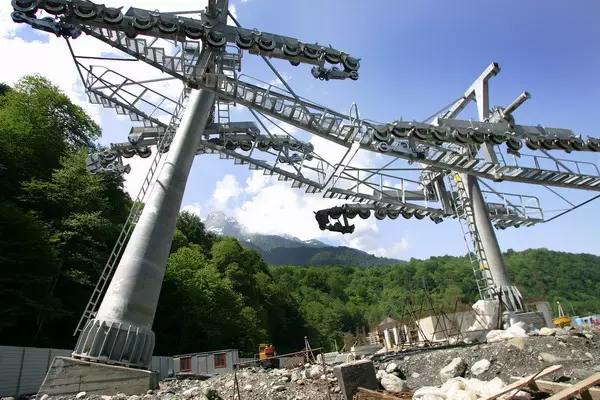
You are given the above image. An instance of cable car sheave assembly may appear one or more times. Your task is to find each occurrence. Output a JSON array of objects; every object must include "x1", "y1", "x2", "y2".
[{"x1": 10, "y1": 0, "x2": 600, "y2": 370}]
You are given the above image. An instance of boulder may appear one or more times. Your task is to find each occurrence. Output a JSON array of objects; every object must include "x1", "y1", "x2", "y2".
[
  {"x1": 470, "y1": 359, "x2": 490, "y2": 376},
  {"x1": 385, "y1": 362, "x2": 399, "y2": 374},
  {"x1": 380, "y1": 373, "x2": 408, "y2": 392},
  {"x1": 539, "y1": 352, "x2": 566, "y2": 363},
  {"x1": 440, "y1": 358, "x2": 467, "y2": 380},
  {"x1": 539, "y1": 327, "x2": 557, "y2": 336}
]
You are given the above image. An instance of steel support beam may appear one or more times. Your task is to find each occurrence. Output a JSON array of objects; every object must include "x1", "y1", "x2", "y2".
[{"x1": 451, "y1": 64, "x2": 524, "y2": 311}]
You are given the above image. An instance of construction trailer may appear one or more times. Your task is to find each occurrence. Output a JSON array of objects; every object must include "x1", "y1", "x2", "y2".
[{"x1": 173, "y1": 349, "x2": 239, "y2": 377}]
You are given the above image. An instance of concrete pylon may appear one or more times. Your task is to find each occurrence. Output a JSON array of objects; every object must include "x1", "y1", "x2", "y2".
[{"x1": 72, "y1": 89, "x2": 216, "y2": 368}]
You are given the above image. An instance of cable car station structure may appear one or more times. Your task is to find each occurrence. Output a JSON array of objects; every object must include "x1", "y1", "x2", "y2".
[{"x1": 10, "y1": 0, "x2": 600, "y2": 387}]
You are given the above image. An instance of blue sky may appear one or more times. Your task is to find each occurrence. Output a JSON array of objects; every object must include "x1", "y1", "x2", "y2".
[{"x1": 2, "y1": 0, "x2": 599, "y2": 261}]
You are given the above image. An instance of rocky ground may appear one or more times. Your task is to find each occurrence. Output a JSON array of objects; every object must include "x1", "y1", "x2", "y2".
[
  {"x1": 373, "y1": 324, "x2": 600, "y2": 390},
  {"x1": 14, "y1": 325, "x2": 600, "y2": 400}
]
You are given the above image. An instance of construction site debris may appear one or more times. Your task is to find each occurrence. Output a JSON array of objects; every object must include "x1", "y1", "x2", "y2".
[
  {"x1": 22, "y1": 326, "x2": 600, "y2": 400},
  {"x1": 439, "y1": 358, "x2": 467, "y2": 380},
  {"x1": 379, "y1": 373, "x2": 408, "y2": 392},
  {"x1": 373, "y1": 325, "x2": 600, "y2": 389},
  {"x1": 469, "y1": 359, "x2": 490, "y2": 376}
]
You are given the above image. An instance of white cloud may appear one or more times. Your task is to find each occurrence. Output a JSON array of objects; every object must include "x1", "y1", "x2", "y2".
[
  {"x1": 181, "y1": 202, "x2": 202, "y2": 217},
  {"x1": 245, "y1": 171, "x2": 271, "y2": 194},
  {"x1": 212, "y1": 174, "x2": 242, "y2": 208}
]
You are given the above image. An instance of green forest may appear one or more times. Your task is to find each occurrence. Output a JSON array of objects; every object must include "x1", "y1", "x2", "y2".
[{"x1": 1, "y1": 76, "x2": 600, "y2": 357}]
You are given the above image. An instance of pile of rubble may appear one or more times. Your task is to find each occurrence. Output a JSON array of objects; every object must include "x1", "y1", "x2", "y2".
[{"x1": 372, "y1": 324, "x2": 600, "y2": 397}]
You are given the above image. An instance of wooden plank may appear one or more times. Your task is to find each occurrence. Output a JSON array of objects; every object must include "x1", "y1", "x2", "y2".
[
  {"x1": 546, "y1": 373, "x2": 600, "y2": 400},
  {"x1": 356, "y1": 387, "x2": 412, "y2": 400},
  {"x1": 510, "y1": 378, "x2": 600, "y2": 400},
  {"x1": 484, "y1": 365, "x2": 563, "y2": 400}
]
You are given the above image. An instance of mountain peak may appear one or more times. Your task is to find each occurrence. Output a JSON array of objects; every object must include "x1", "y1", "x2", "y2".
[
  {"x1": 202, "y1": 211, "x2": 403, "y2": 266},
  {"x1": 205, "y1": 211, "x2": 245, "y2": 237}
]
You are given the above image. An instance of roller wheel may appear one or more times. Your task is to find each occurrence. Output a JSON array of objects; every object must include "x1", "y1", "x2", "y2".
[
  {"x1": 239, "y1": 141, "x2": 252, "y2": 151},
  {"x1": 374, "y1": 210, "x2": 387, "y2": 220},
  {"x1": 73, "y1": 1, "x2": 97, "y2": 19},
  {"x1": 401, "y1": 210, "x2": 413, "y2": 219},
  {"x1": 121, "y1": 148, "x2": 136, "y2": 158},
  {"x1": 432, "y1": 129, "x2": 450, "y2": 142},
  {"x1": 541, "y1": 138, "x2": 556, "y2": 150},
  {"x1": 158, "y1": 145, "x2": 170, "y2": 153},
  {"x1": 157, "y1": 19, "x2": 178, "y2": 34},
  {"x1": 282, "y1": 43, "x2": 301, "y2": 57},
  {"x1": 506, "y1": 137, "x2": 522, "y2": 151},
  {"x1": 343, "y1": 56, "x2": 360, "y2": 71},
  {"x1": 100, "y1": 151, "x2": 117, "y2": 162},
  {"x1": 557, "y1": 138, "x2": 572, "y2": 151},
  {"x1": 349, "y1": 71, "x2": 359, "y2": 81},
  {"x1": 358, "y1": 210, "x2": 371, "y2": 219},
  {"x1": 137, "y1": 147, "x2": 151, "y2": 158},
  {"x1": 571, "y1": 137, "x2": 586, "y2": 151},
  {"x1": 345, "y1": 209, "x2": 358, "y2": 219},
  {"x1": 303, "y1": 46, "x2": 320, "y2": 59},
  {"x1": 392, "y1": 127, "x2": 409, "y2": 139},
  {"x1": 289, "y1": 60, "x2": 301, "y2": 66},
  {"x1": 133, "y1": 15, "x2": 154, "y2": 31},
  {"x1": 324, "y1": 51, "x2": 341, "y2": 64},
  {"x1": 207, "y1": 31, "x2": 227, "y2": 48},
  {"x1": 12, "y1": 0, "x2": 38, "y2": 13},
  {"x1": 414, "y1": 212, "x2": 426, "y2": 220},
  {"x1": 257, "y1": 141, "x2": 270, "y2": 151},
  {"x1": 373, "y1": 127, "x2": 391, "y2": 142},
  {"x1": 387, "y1": 210, "x2": 399, "y2": 220},
  {"x1": 102, "y1": 7, "x2": 123, "y2": 24},
  {"x1": 288, "y1": 141, "x2": 300, "y2": 150},
  {"x1": 489, "y1": 133, "x2": 506, "y2": 145},
  {"x1": 587, "y1": 139, "x2": 600, "y2": 152},
  {"x1": 412, "y1": 128, "x2": 430, "y2": 141},
  {"x1": 525, "y1": 137, "x2": 541, "y2": 150},
  {"x1": 257, "y1": 37, "x2": 276, "y2": 51},
  {"x1": 271, "y1": 142, "x2": 282, "y2": 151},
  {"x1": 376, "y1": 142, "x2": 390, "y2": 153},
  {"x1": 185, "y1": 26, "x2": 204, "y2": 40},
  {"x1": 233, "y1": 34, "x2": 251, "y2": 49},
  {"x1": 43, "y1": 1, "x2": 66, "y2": 15},
  {"x1": 470, "y1": 130, "x2": 487, "y2": 144},
  {"x1": 224, "y1": 140, "x2": 237, "y2": 150},
  {"x1": 329, "y1": 208, "x2": 343, "y2": 220},
  {"x1": 452, "y1": 129, "x2": 469, "y2": 144}
]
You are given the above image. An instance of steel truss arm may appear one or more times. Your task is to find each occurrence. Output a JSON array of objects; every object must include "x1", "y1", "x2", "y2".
[{"x1": 12, "y1": 0, "x2": 361, "y2": 75}]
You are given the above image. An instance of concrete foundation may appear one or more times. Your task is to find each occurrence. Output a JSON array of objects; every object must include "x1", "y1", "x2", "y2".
[
  {"x1": 38, "y1": 357, "x2": 158, "y2": 397},
  {"x1": 333, "y1": 359, "x2": 378, "y2": 400}
]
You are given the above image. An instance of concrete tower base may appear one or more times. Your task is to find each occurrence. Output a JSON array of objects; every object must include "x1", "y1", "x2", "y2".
[{"x1": 38, "y1": 357, "x2": 158, "y2": 397}]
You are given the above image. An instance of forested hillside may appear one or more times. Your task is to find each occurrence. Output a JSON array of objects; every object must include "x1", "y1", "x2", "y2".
[{"x1": 1, "y1": 76, "x2": 599, "y2": 358}]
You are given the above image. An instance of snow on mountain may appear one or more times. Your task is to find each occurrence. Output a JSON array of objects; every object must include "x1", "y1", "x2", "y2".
[{"x1": 202, "y1": 211, "x2": 402, "y2": 266}]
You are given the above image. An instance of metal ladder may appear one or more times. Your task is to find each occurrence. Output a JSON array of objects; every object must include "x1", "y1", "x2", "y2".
[
  {"x1": 216, "y1": 99, "x2": 230, "y2": 131},
  {"x1": 448, "y1": 173, "x2": 496, "y2": 301},
  {"x1": 73, "y1": 87, "x2": 191, "y2": 335},
  {"x1": 214, "y1": 47, "x2": 242, "y2": 133}
]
